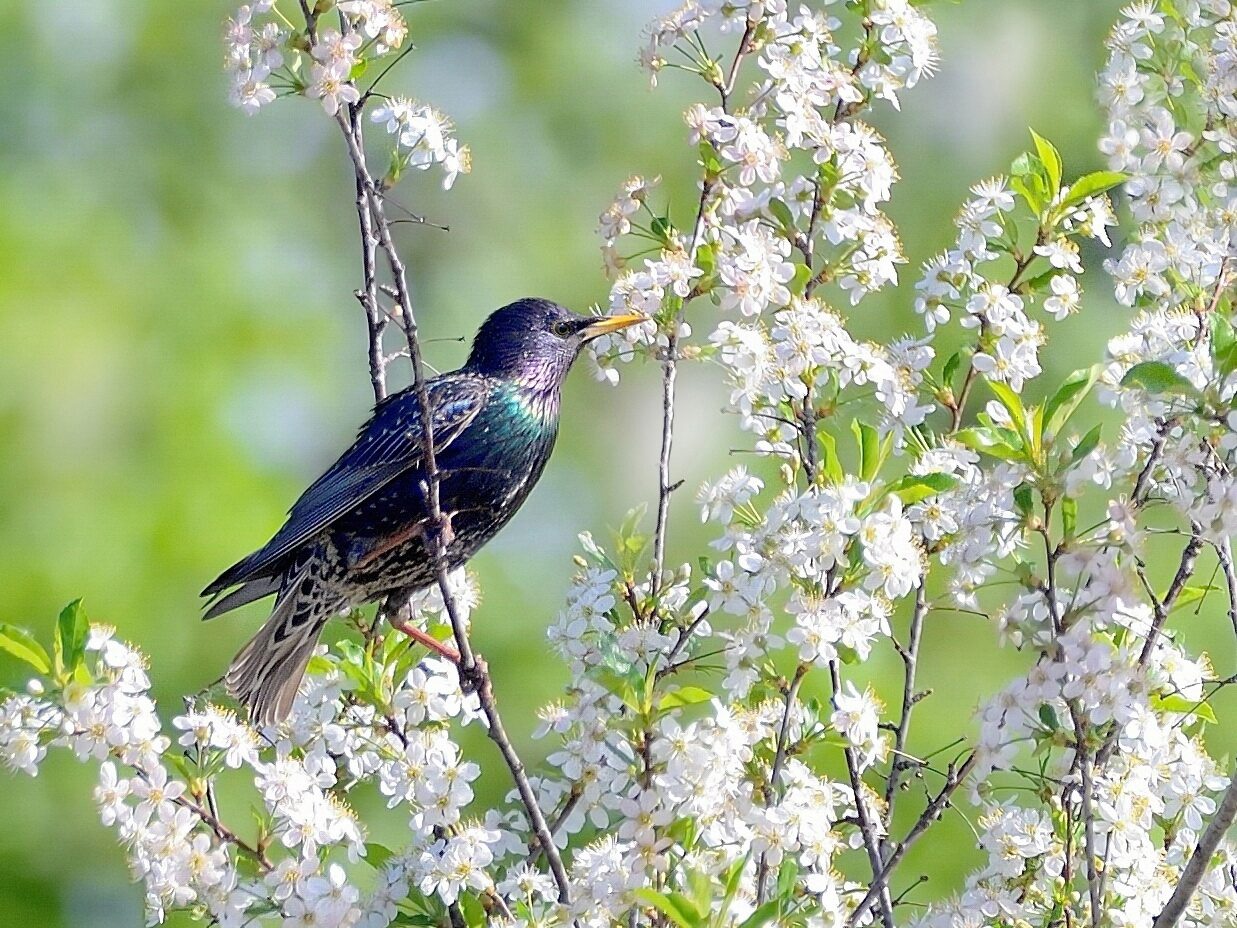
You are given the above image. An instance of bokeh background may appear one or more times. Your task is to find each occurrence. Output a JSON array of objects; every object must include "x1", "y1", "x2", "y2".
[{"x1": 7, "y1": 1, "x2": 1233, "y2": 925}]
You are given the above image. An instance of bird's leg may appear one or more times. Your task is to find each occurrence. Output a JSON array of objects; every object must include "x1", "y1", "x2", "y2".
[{"x1": 383, "y1": 591, "x2": 461, "y2": 663}]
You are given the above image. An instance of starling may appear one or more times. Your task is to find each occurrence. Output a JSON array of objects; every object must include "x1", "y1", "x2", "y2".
[{"x1": 202, "y1": 298, "x2": 645, "y2": 725}]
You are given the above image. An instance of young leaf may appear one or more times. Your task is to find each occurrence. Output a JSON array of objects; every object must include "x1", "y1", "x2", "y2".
[
  {"x1": 817, "y1": 430, "x2": 844, "y2": 484},
  {"x1": 659, "y1": 686, "x2": 713, "y2": 711},
  {"x1": 942, "y1": 351, "x2": 962, "y2": 388},
  {"x1": 56, "y1": 599, "x2": 89, "y2": 676},
  {"x1": 986, "y1": 379, "x2": 1028, "y2": 440},
  {"x1": 1152, "y1": 693, "x2": 1218, "y2": 725},
  {"x1": 365, "y1": 843, "x2": 396, "y2": 869},
  {"x1": 1169, "y1": 585, "x2": 1216, "y2": 614},
  {"x1": 956, "y1": 426, "x2": 1025, "y2": 462},
  {"x1": 633, "y1": 889, "x2": 702, "y2": 928},
  {"x1": 767, "y1": 198, "x2": 795, "y2": 232},
  {"x1": 1212, "y1": 313, "x2": 1237, "y2": 377},
  {"x1": 1069, "y1": 424, "x2": 1102, "y2": 465},
  {"x1": 0, "y1": 624, "x2": 52, "y2": 675},
  {"x1": 885, "y1": 473, "x2": 960, "y2": 505},
  {"x1": 1030, "y1": 129, "x2": 1062, "y2": 196},
  {"x1": 1120, "y1": 361, "x2": 1201, "y2": 399},
  {"x1": 1061, "y1": 496, "x2": 1077, "y2": 539},
  {"x1": 852, "y1": 419, "x2": 880, "y2": 483},
  {"x1": 1043, "y1": 366, "x2": 1098, "y2": 437},
  {"x1": 1013, "y1": 483, "x2": 1034, "y2": 517},
  {"x1": 1062, "y1": 170, "x2": 1127, "y2": 208}
]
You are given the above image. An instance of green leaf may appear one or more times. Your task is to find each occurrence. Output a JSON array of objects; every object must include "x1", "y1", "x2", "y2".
[
  {"x1": 986, "y1": 379, "x2": 1028, "y2": 440},
  {"x1": 659, "y1": 686, "x2": 713, "y2": 711},
  {"x1": 1212, "y1": 313, "x2": 1237, "y2": 377},
  {"x1": 594, "y1": 667, "x2": 642, "y2": 713},
  {"x1": 942, "y1": 351, "x2": 962, "y2": 388},
  {"x1": 852, "y1": 419, "x2": 880, "y2": 483},
  {"x1": 365, "y1": 843, "x2": 396, "y2": 869},
  {"x1": 885, "y1": 473, "x2": 960, "y2": 505},
  {"x1": 767, "y1": 198, "x2": 795, "y2": 232},
  {"x1": 1061, "y1": 496, "x2": 1077, "y2": 539},
  {"x1": 738, "y1": 899, "x2": 785, "y2": 928},
  {"x1": 1038, "y1": 703, "x2": 1059, "y2": 731},
  {"x1": 789, "y1": 262, "x2": 812, "y2": 296},
  {"x1": 1062, "y1": 170, "x2": 1127, "y2": 208},
  {"x1": 1153, "y1": 693, "x2": 1217, "y2": 724},
  {"x1": 306, "y1": 654, "x2": 335, "y2": 676},
  {"x1": 1120, "y1": 361, "x2": 1201, "y2": 399},
  {"x1": 1043, "y1": 366, "x2": 1098, "y2": 438},
  {"x1": 1030, "y1": 129, "x2": 1062, "y2": 196},
  {"x1": 817, "y1": 430, "x2": 844, "y2": 485},
  {"x1": 697, "y1": 140, "x2": 723, "y2": 176},
  {"x1": 633, "y1": 889, "x2": 702, "y2": 928},
  {"x1": 956, "y1": 426, "x2": 1025, "y2": 462},
  {"x1": 1170, "y1": 585, "x2": 1216, "y2": 613},
  {"x1": 1013, "y1": 483, "x2": 1034, "y2": 517},
  {"x1": 1069, "y1": 424, "x2": 1102, "y2": 465},
  {"x1": 0, "y1": 624, "x2": 51, "y2": 675},
  {"x1": 1010, "y1": 152, "x2": 1048, "y2": 213},
  {"x1": 56, "y1": 599, "x2": 89, "y2": 676},
  {"x1": 775, "y1": 858, "x2": 800, "y2": 899}
]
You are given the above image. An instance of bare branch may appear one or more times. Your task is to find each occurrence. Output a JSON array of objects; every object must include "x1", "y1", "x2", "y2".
[
  {"x1": 1152, "y1": 765, "x2": 1237, "y2": 928},
  {"x1": 830, "y1": 660, "x2": 895, "y2": 928}
]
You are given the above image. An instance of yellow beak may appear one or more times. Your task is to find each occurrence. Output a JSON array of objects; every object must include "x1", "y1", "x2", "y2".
[{"x1": 578, "y1": 312, "x2": 649, "y2": 340}]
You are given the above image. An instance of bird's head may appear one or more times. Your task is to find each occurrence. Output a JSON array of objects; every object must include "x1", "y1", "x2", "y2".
[{"x1": 466, "y1": 298, "x2": 646, "y2": 389}]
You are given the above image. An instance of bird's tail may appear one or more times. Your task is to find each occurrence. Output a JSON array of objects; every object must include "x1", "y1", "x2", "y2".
[{"x1": 226, "y1": 563, "x2": 347, "y2": 727}]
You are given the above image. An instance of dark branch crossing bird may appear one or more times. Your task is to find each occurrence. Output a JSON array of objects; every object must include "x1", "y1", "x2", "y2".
[{"x1": 202, "y1": 298, "x2": 645, "y2": 725}]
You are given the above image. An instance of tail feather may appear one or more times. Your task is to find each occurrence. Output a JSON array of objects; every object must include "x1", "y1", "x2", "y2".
[
  {"x1": 203, "y1": 576, "x2": 281, "y2": 621},
  {"x1": 226, "y1": 571, "x2": 346, "y2": 726}
]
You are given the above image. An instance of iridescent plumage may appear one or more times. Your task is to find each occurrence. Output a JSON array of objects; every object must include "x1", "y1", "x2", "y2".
[{"x1": 203, "y1": 298, "x2": 644, "y2": 724}]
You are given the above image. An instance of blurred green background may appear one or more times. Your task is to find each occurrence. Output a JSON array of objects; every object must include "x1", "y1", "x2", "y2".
[{"x1": 7, "y1": 1, "x2": 1234, "y2": 926}]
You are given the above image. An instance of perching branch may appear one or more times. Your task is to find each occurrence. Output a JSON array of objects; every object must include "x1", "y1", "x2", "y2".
[{"x1": 332, "y1": 96, "x2": 571, "y2": 905}]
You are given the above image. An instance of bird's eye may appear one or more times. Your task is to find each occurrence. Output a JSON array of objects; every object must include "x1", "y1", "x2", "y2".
[{"x1": 550, "y1": 319, "x2": 575, "y2": 338}]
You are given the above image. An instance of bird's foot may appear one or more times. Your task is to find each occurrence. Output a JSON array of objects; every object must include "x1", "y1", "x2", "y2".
[
  {"x1": 389, "y1": 613, "x2": 461, "y2": 663},
  {"x1": 433, "y1": 512, "x2": 456, "y2": 551},
  {"x1": 458, "y1": 654, "x2": 489, "y2": 697}
]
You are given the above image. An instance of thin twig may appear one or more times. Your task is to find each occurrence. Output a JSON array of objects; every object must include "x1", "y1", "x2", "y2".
[
  {"x1": 1214, "y1": 536, "x2": 1237, "y2": 637},
  {"x1": 1151, "y1": 543, "x2": 1237, "y2": 926},
  {"x1": 883, "y1": 586, "x2": 928, "y2": 850},
  {"x1": 1071, "y1": 711, "x2": 1102, "y2": 928},
  {"x1": 754, "y1": 663, "x2": 808, "y2": 905},
  {"x1": 845, "y1": 752, "x2": 978, "y2": 927},
  {"x1": 830, "y1": 661, "x2": 895, "y2": 928}
]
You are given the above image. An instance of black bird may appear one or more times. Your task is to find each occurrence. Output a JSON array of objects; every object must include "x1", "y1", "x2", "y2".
[{"x1": 203, "y1": 298, "x2": 645, "y2": 725}]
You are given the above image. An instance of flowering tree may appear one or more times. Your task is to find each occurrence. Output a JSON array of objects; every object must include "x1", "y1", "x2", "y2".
[{"x1": 2, "y1": 1, "x2": 1236, "y2": 926}]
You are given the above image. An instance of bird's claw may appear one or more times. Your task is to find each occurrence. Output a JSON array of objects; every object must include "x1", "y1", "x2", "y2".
[
  {"x1": 434, "y1": 512, "x2": 456, "y2": 551},
  {"x1": 458, "y1": 655, "x2": 488, "y2": 696}
]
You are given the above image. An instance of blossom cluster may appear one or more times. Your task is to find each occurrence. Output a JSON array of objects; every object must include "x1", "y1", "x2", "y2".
[
  {"x1": 3, "y1": 2, "x2": 1237, "y2": 927},
  {"x1": 224, "y1": 0, "x2": 467, "y2": 189}
]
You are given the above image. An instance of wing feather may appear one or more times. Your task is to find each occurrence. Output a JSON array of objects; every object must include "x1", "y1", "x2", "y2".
[{"x1": 202, "y1": 377, "x2": 486, "y2": 596}]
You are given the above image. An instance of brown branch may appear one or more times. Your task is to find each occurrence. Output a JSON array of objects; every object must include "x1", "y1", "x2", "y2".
[
  {"x1": 1152, "y1": 521, "x2": 1237, "y2": 926},
  {"x1": 754, "y1": 663, "x2": 809, "y2": 906},
  {"x1": 846, "y1": 751, "x2": 978, "y2": 927},
  {"x1": 882, "y1": 586, "x2": 928, "y2": 845},
  {"x1": 1152, "y1": 764, "x2": 1237, "y2": 928},
  {"x1": 830, "y1": 660, "x2": 895, "y2": 928},
  {"x1": 332, "y1": 105, "x2": 571, "y2": 904}
]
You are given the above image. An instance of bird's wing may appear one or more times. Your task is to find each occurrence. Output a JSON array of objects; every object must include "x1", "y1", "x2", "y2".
[{"x1": 203, "y1": 377, "x2": 486, "y2": 596}]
